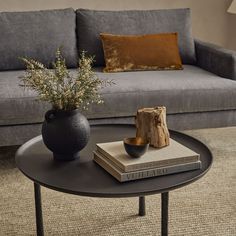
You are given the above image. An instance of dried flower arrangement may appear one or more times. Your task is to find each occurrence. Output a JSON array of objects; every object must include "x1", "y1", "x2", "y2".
[{"x1": 20, "y1": 49, "x2": 112, "y2": 111}]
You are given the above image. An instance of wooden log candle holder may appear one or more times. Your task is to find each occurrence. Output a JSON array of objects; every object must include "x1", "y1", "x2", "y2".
[{"x1": 135, "y1": 107, "x2": 170, "y2": 148}]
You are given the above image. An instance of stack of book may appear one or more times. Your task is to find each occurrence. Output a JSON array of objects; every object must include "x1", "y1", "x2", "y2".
[{"x1": 93, "y1": 138, "x2": 201, "y2": 182}]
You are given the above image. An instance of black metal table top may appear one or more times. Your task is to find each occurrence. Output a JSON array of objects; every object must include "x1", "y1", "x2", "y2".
[{"x1": 15, "y1": 124, "x2": 213, "y2": 198}]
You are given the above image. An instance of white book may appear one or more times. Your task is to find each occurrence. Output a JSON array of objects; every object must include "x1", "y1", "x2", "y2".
[
  {"x1": 96, "y1": 138, "x2": 200, "y2": 172},
  {"x1": 93, "y1": 151, "x2": 202, "y2": 182}
]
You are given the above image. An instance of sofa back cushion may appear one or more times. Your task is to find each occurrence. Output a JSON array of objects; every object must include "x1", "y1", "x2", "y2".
[
  {"x1": 0, "y1": 8, "x2": 78, "y2": 70},
  {"x1": 76, "y1": 8, "x2": 196, "y2": 66}
]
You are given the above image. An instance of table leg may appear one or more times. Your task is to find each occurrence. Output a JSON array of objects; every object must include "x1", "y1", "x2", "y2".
[
  {"x1": 161, "y1": 192, "x2": 169, "y2": 236},
  {"x1": 139, "y1": 196, "x2": 146, "y2": 216},
  {"x1": 34, "y1": 183, "x2": 44, "y2": 236}
]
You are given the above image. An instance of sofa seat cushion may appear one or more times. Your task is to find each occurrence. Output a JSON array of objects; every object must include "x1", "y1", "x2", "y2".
[
  {"x1": 1, "y1": 65, "x2": 236, "y2": 126},
  {"x1": 0, "y1": 70, "x2": 51, "y2": 126},
  {"x1": 88, "y1": 65, "x2": 236, "y2": 117}
]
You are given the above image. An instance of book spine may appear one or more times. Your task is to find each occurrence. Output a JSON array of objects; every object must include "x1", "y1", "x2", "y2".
[
  {"x1": 125, "y1": 155, "x2": 200, "y2": 172},
  {"x1": 94, "y1": 152, "x2": 201, "y2": 182},
  {"x1": 122, "y1": 161, "x2": 201, "y2": 182}
]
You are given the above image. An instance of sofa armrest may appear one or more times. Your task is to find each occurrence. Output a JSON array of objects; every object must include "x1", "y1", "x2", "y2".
[{"x1": 195, "y1": 39, "x2": 236, "y2": 80}]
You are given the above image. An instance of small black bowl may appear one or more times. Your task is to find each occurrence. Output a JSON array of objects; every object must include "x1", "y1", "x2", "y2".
[{"x1": 123, "y1": 137, "x2": 149, "y2": 158}]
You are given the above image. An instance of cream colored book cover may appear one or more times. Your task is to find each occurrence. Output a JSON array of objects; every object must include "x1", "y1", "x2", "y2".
[{"x1": 96, "y1": 138, "x2": 200, "y2": 172}]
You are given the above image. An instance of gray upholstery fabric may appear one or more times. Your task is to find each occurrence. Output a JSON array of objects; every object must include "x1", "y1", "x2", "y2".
[
  {"x1": 0, "y1": 71, "x2": 50, "y2": 125},
  {"x1": 195, "y1": 39, "x2": 236, "y2": 80},
  {"x1": 1, "y1": 65, "x2": 236, "y2": 126},
  {"x1": 87, "y1": 65, "x2": 236, "y2": 118},
  {"x1": 89, "y1": 110, "x2": 236, "y2": 130},
  {"x1": 0, "y1": 8, "x2": 78, "y2": 70},
  {"x1": 2, "y1": 109, "x2": 236, "y2": 146},
  {"x1": 76, "y1": 8, "x2": 196, "y2": 66}
]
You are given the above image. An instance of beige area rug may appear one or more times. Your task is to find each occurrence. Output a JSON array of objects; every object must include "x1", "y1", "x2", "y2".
[{"x1": 0, "y1": 127, "x2": 236, "y2": 236}]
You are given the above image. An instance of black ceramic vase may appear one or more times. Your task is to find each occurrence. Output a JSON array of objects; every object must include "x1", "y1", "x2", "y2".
[{"x1": 42, "y1": 109, "x2": 90, "y2": 161}]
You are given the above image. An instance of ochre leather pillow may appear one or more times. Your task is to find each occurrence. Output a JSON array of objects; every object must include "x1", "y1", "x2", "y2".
[{"x1": 100, "y1": 33, "x2": 183, "y2": 72}]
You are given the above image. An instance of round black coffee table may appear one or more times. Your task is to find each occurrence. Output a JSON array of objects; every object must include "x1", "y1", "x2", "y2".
[{"x1": 15, "y1": 124, "x2": 212, "y2": 236}]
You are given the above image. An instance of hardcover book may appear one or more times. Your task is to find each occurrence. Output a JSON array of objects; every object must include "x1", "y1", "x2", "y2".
[
  {"x1": 93, "y1": 151, "x2": 201, "y2": 182},
  {"x1": 96, "y1": 138, "x2": 200, "y2": 172}
]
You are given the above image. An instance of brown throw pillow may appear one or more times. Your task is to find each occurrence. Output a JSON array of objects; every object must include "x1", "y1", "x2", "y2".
[{"x1": 100, "y1": 33, "x2": 183, "y2": 72}]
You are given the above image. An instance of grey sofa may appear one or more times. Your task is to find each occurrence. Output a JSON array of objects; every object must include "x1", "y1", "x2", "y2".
[{"x1": 0, "y1": 8, "x2": 236, "y2": 147}]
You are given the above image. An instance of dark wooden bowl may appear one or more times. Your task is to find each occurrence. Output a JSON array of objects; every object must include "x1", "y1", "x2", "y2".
[{"x1": 123, "y1": 137, "x2": 149, "y2": 158}]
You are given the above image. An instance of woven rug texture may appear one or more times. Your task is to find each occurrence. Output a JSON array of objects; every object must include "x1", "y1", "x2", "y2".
[{"x1": 0, "y1": 127, "x2": 235, "y2": 236}]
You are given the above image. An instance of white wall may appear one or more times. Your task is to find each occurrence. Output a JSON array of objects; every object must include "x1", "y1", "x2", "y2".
[{"x1": 0, "y1": 0, "x2": 235, "y2": 50}]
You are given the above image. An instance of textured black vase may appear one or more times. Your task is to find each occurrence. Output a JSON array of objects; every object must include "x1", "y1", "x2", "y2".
[{"x1": 42, "y1": 109, "x2": 90, "y2": 161}]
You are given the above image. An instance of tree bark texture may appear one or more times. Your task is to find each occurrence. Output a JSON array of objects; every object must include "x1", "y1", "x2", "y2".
[{"x1": 135, "y1": 107, "x2": 170, "y2": 148}]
